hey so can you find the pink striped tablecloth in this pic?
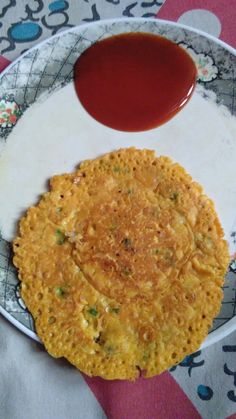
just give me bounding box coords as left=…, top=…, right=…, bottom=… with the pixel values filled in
left=0, top=2, right=236, bottom=419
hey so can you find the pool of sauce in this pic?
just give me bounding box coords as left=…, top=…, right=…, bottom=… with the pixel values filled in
left=74, top=32, right=197, bottom=132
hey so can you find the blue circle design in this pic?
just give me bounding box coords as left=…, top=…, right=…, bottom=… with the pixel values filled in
left=49, top=1, right=67, bottom=12
left=9, top=22, right=42, bottom=43
left=180, top=355, right=191, bottom=366
left=197, top=385, right=213, bottom=401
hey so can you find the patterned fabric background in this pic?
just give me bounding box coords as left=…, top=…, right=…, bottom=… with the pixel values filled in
left=0, top=0, right=164, bottom=60
left=0, top=1, right=236, bottom=419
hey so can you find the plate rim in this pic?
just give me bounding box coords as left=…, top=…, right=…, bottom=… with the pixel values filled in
left=0, top=305, right=40, bottom=342
left=0, top=16, right=235, bottom=349
left=0, top=16, right=235, bottom=83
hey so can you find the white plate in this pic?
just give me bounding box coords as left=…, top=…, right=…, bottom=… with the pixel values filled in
left=0, top=18, right=236, bottom=350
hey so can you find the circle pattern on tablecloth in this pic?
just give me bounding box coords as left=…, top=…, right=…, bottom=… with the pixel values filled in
left=178, top=9, right=221, bottom=38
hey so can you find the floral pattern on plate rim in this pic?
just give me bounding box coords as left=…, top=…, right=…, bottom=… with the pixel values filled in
left=179, top=43, right=219, bottom=82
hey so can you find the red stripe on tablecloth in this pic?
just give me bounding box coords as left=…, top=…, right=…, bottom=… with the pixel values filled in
left=0, top=56, right=11, bottom=73
left=84, top=371, right=201, bottom=419
left=156, top=0, right=236, bottom=48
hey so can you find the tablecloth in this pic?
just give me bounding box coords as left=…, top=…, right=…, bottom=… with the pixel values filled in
left=0, top=1, right=236, bottom=418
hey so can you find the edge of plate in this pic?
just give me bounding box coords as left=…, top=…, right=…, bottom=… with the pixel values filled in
left=201, top=315, right=236, bottom=349
left=0, top=16, right=235, bottom=348
left=0, top=17, right=235, bottom=84
left=0, top=305, right=40, bottom=342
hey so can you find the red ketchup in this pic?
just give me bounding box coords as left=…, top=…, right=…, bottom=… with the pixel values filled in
left=74, top=32, right=197, bottom=132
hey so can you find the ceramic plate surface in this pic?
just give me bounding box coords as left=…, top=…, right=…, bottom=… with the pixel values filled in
left=0, top=18, right=236, bottom=349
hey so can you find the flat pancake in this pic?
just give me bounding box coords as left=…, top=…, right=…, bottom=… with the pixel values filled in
left=13, top=148, right=229, bottom=380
